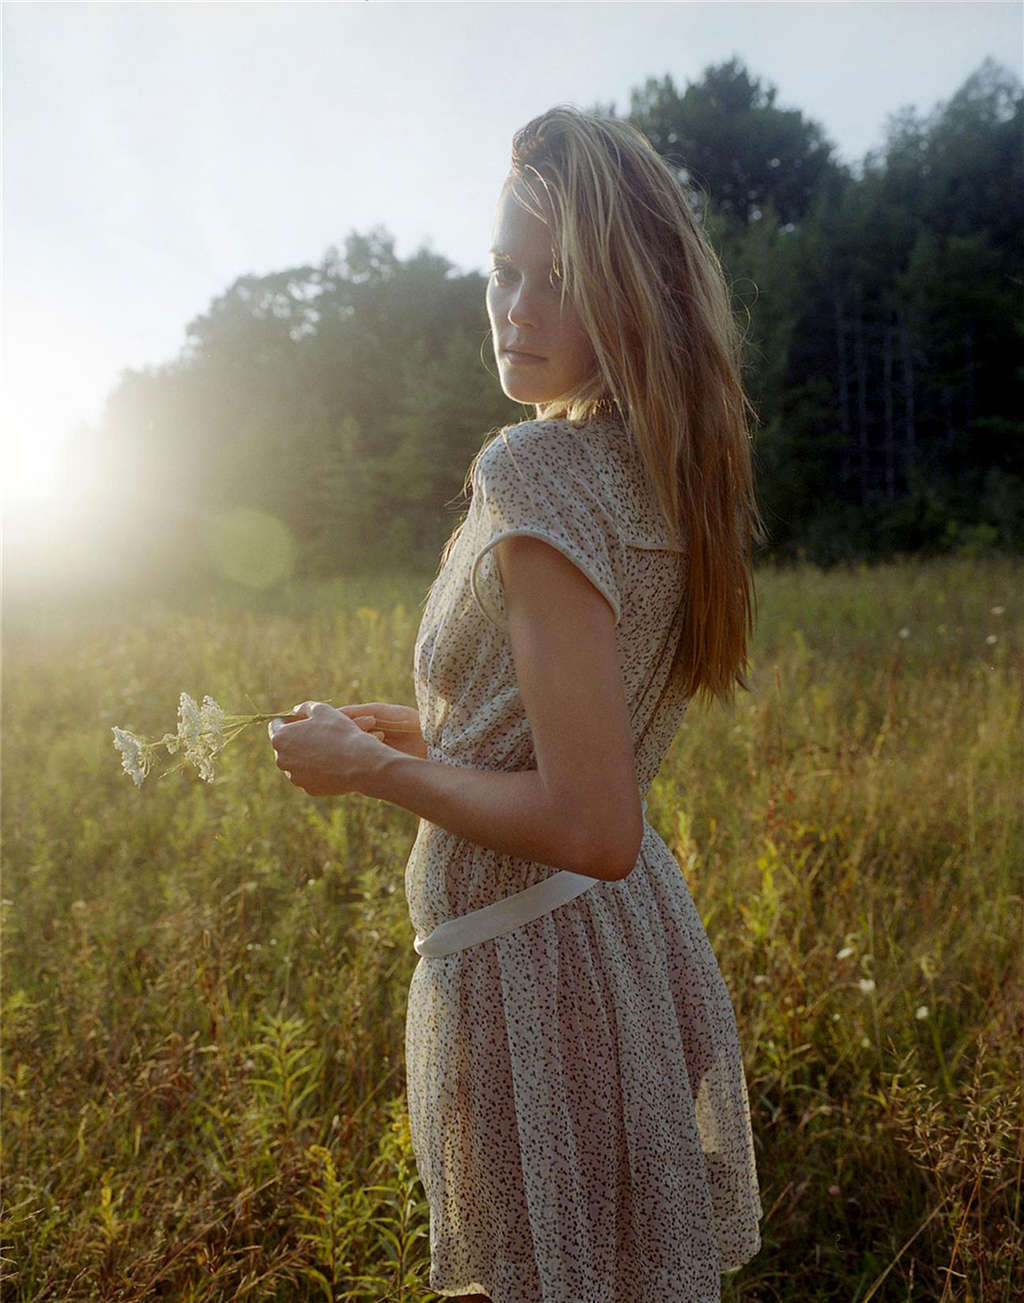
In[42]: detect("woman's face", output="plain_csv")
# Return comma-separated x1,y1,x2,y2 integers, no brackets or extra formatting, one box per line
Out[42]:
486,179,596,405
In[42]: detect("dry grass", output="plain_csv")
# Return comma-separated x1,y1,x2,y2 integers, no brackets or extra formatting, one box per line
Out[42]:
2,559,1021,1300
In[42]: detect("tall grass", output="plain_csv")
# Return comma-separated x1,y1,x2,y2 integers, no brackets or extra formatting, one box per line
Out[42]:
2,559,1021,1300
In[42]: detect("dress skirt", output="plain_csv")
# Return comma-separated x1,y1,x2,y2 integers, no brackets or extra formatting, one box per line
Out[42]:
404,821,762,1303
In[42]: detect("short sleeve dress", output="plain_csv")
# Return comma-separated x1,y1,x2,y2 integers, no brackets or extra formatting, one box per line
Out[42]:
405,414,762,1303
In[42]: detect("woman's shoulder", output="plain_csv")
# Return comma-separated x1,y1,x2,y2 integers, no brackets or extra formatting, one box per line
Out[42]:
474,419,569,488
478,414,626,475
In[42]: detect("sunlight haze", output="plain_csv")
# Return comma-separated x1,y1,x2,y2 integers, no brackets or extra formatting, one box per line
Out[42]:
2,1,1021,512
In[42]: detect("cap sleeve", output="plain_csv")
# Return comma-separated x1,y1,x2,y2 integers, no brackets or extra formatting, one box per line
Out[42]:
469,422,624,631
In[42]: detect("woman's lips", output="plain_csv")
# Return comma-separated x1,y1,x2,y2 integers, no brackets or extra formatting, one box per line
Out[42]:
503,348,546,365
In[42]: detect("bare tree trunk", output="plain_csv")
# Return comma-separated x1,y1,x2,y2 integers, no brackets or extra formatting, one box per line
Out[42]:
898,309,916,478
964,329,975,427
883,323,895,501
853,279,870,505
943,384,956,450
834,288,852,489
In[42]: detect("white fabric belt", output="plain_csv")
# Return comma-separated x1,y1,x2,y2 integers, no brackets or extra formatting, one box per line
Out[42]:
413,868,598,957
413,799,648,958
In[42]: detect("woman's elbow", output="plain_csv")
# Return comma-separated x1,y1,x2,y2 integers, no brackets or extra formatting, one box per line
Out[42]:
573,812,644,882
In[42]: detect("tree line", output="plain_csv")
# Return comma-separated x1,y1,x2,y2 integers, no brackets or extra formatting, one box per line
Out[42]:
81,56,1023,584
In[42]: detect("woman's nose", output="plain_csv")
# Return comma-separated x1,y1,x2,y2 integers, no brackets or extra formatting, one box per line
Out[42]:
507,283,538,327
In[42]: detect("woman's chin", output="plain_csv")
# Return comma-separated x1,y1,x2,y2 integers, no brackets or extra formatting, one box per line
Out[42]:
500,379,552,405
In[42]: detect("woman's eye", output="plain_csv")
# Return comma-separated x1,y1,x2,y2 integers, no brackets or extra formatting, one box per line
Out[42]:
490,265,516,286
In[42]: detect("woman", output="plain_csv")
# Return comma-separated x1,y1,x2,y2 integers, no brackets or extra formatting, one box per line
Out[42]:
270,106,763,1302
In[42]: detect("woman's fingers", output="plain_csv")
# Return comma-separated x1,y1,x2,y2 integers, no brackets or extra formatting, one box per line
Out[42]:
340,702,421,734
349,714,391,742
291,700,336,718
339,702,389,721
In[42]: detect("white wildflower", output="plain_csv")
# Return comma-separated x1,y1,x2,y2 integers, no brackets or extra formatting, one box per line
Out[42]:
860,1035,871,1048
200,695,225,741
857,978,876,995
112,727,148,788
197,696,227,781
898,627,910,639
991,606,1005,615
177,693,203,748
836,946,855,960
985,634,997,645
114,692,300,789
915,1005,929,1020
176,692,225,781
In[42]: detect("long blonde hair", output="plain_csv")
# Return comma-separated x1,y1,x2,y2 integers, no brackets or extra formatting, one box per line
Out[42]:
446,105,763,703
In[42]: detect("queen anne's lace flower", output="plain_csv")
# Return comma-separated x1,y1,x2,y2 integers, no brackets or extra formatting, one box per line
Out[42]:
171,692,224,781
113,693,299,789
177,693,203,749
112,728,149,788
200,696,225,741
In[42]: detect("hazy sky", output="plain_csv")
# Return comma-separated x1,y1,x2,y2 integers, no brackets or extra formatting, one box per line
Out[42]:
3,1,1021,504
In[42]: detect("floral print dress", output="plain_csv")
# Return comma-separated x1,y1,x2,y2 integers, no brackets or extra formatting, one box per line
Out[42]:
404,414,762,1302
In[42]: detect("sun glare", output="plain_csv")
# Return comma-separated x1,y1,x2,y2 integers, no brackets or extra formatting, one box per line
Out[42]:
2,425,71,511
2,415,131,593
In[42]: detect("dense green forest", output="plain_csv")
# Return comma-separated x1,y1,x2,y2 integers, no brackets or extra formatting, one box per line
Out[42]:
64,57,1024,585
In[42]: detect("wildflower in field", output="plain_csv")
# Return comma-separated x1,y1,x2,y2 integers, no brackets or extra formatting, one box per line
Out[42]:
991,605,1005,615
985,634,997,645
112,727,149,788
836,946,855,960
177,692,203,749
915,1005,930,1020
857,978,876,995
176,693,228,781
112,694,294,789
898,627,910,639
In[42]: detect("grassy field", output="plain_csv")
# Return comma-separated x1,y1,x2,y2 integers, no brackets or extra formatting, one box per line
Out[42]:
2,558,1021,1301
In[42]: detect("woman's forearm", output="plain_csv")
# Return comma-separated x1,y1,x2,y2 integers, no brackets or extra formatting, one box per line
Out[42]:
359,749,634,881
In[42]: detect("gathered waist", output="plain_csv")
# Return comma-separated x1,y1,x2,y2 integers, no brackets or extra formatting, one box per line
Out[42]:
412,797,649,958
413,868,598,957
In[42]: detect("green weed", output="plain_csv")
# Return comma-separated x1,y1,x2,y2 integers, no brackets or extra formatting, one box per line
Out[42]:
2,558,1021,1299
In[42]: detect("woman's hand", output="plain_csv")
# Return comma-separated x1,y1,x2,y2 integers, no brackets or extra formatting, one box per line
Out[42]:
269,701,387,797
338,702,428,760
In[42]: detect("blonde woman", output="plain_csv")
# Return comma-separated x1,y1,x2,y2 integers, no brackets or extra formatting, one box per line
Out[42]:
270,107,763,1302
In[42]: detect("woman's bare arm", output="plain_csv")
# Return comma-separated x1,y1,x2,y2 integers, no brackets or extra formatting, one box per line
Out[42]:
340,702,428,759
355,536,644,880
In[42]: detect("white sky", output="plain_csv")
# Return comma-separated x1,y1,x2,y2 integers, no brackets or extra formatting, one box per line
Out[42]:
3,1,1022,505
